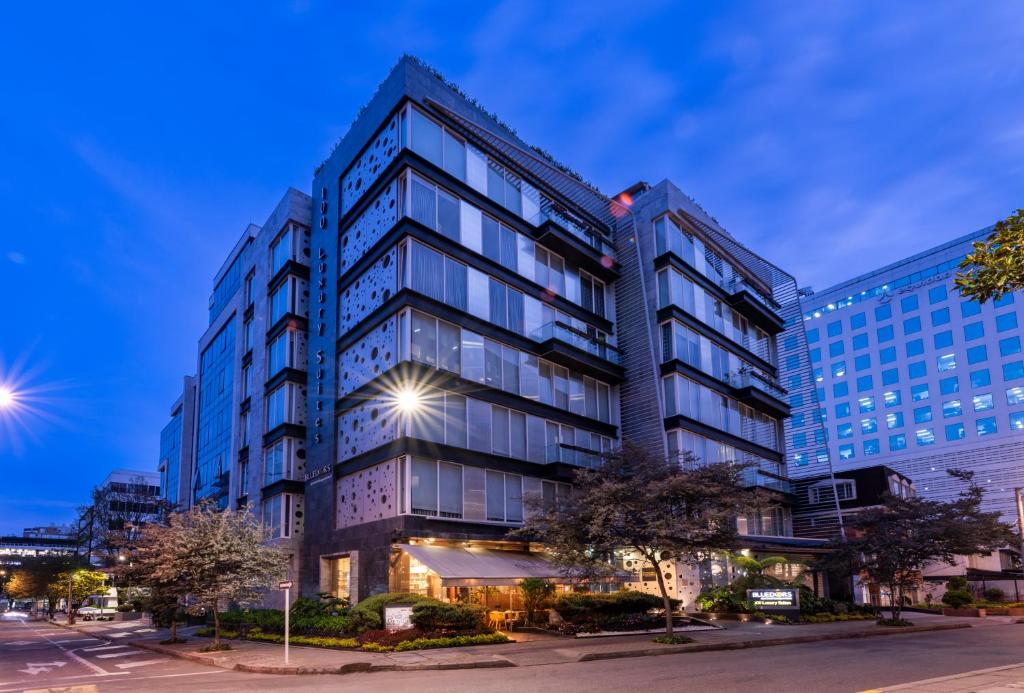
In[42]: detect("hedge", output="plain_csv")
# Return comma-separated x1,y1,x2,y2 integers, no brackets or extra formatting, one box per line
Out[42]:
361,632,510,652
409,603,486,633
553,591,666,623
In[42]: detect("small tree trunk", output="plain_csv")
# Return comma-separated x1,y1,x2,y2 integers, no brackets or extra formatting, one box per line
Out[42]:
888,583,899,622
212,606,220,647
169,612,177,642
650,555,674,637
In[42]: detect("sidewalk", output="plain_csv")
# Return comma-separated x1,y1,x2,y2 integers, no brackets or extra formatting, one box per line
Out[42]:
58,612,1013,676
871,662,1024,692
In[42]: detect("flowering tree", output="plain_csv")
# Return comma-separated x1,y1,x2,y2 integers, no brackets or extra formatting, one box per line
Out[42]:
137,504,286,648
956,209,1024,303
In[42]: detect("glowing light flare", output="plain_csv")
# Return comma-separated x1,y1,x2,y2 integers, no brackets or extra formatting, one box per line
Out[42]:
0,387,15,409
395,388,421,413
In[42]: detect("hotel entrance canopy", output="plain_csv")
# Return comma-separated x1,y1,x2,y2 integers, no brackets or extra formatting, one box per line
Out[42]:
400,545,564,587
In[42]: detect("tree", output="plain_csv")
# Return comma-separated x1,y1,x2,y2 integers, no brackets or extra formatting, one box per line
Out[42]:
5,556,80,619
518,578,555,626
517,443,771,638
137,504,287,648
955,209,1024,303
823,470,1014,623
76,474,171,567
729,554,790,590
55,569,108,624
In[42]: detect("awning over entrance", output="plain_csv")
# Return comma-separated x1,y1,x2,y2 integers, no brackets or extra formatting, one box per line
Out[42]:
400,545,563,587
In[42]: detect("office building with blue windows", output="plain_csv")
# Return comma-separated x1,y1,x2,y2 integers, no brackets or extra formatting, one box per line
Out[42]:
790,228,1024,523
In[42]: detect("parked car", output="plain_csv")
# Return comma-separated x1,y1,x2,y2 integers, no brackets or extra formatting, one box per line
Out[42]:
76,606,117,620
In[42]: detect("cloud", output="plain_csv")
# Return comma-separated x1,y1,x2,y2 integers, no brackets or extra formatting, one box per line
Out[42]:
6,251,26,264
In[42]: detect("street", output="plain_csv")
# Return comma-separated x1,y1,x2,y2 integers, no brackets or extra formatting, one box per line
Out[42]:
2,614,1023,692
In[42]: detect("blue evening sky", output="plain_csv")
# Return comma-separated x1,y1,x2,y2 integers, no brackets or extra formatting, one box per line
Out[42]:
1,2,1021,532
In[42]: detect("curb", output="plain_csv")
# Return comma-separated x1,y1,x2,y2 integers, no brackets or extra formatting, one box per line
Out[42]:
129,639,515,675
878,660,1024,691
576,623,972,662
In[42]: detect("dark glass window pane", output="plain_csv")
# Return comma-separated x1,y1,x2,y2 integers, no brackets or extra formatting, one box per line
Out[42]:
507,288,524,333
438,320,461,373
437,189,460,241
445,394,467,448
410,311,437,367
487,161,505,205
482,216,500,264
489,280,507,329
444,257,467,311
500,225,518,271
411,176,436,229
484,339,503,388
411,242,444,302
442,131,466,180
411,110,442,166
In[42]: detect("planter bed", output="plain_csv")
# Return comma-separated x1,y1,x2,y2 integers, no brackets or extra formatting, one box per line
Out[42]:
193,627,509,652
982,607,1024,616
942,607,987,617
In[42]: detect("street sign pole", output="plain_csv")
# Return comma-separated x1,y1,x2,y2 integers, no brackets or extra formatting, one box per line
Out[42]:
279,580,293,666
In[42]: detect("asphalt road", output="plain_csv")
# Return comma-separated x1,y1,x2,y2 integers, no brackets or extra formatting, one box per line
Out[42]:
2,614,1022,692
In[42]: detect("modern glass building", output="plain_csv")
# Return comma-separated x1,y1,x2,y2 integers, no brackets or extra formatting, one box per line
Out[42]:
158,375,195,509
788,228,1024,522
160,188,312,606
301,57,827,606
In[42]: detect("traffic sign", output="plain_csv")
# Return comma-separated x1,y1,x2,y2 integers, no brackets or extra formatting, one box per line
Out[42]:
278,580,293,589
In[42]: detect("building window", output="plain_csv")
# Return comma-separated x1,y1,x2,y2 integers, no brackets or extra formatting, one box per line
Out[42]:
579,271,606,318
928,285,947,304
481,215,518,272
945,422,965,441
859,396,875,413
485,470,524,523
915,428,935,446
931,308,950,326
906,339,924,357
903,317,922,335
1010,411,1024,430
884,390,902,407
971,369,991,388
880,346,897,364
996,312,1019,333
936,354,956,372
264,438,298,485
829,341,845,357
875,305,892,321
882,368,899,385
939,376,960,394
270,277,296,324
864,439,880,456
244,271,255,307
857,375,873,392
837,423,853,439
831,361,847,378
913,406,932,424
266,383,297,429
889,433,907,451
861,417,877,434
961,300,981,317
1000,337,1022,357
269,329,298,376
909,361,928,378
967,345,988,365
886,412,904,429
973,393,993,412
901,295,919,312
1004,361,1024,381
976,416,998,436
942,399,962,418
271,226,293,275
827,321,842,337
838,444,854,460
1006,386,1024,406
409,457,463,519
964,322,985,341
934,331,953,349
262,493,293,539
809,480,856,504
835,402,851,418
911,384,929,401
850,312,866,329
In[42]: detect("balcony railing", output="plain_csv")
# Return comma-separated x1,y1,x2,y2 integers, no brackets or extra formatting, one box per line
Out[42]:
727,277,779,310
727,368,787,400
546,443,603,469
742,468,794,495
538,200,615,258
532,321,620,365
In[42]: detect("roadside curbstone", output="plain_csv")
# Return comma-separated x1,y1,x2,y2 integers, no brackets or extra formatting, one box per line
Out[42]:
576,623,971,662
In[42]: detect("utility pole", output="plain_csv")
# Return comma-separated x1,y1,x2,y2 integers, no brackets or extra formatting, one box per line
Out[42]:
67,571,75,625
1015,488,1024,574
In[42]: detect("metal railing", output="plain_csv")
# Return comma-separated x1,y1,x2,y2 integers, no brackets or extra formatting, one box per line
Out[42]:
546,443,603,469
728,368,787,400
531,321,620,365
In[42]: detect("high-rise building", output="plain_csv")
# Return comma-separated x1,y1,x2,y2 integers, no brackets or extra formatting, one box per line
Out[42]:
159,375,196,509
163,57,831,606
162,188,312,604
78,469,162,566
788,228,1024,521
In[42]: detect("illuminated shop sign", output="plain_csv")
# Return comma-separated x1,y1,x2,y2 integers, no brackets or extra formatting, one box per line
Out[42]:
747,588,800,611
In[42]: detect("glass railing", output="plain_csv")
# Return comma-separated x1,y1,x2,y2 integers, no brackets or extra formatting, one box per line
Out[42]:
727,277,779,310
742,468,794,494
538,201,615,258
728,368,787,400
546,443,603,469
531,321,620,365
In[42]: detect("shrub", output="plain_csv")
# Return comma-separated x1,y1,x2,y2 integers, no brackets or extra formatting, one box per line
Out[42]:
941,590,974,609
695,585,748,613
519,578,556,625
946,576,969,592
348,593,440,632
652,635,693,644
983,588,1006,603
390,633,509,652
877,618,914,627
410,603,485,633
552,591,665,623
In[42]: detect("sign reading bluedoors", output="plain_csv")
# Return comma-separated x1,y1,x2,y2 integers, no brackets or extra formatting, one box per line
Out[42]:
747,588,800,613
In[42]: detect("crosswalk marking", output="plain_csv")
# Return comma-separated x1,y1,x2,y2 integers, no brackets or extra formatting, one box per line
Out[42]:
96,650,145,659
107,633,130,638
53,638,99,644
115,658,170,669
132,628,156,633
82,644,129,652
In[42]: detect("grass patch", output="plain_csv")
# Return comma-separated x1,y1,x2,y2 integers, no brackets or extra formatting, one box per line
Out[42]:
651,635,694,645
199,643,233,652
159,637,189,645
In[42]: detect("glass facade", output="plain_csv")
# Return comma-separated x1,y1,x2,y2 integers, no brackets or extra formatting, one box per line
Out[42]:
194,320,236,509
791,228,1024,519
159,407,182,506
